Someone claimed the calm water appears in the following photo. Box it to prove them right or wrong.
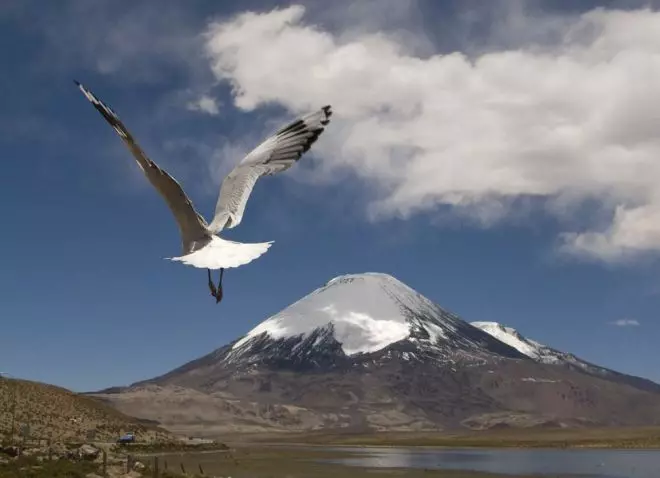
[324,447,660,478]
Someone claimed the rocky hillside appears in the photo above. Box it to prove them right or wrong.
[92,273,660,435]
[0,377,171,443]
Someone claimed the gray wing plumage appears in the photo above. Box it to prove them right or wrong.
[75,81,208,250]
[207,105,333,233]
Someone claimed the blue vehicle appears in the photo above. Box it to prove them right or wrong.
[117,432,135,444]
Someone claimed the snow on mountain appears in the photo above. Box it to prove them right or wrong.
[471,321,619,375]
[227,273,525,363]
[470,321,565,364]
[232,273,412,356]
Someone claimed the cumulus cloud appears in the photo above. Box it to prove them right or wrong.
[186,95,221,115]
[611,318,640,327]
[201,5,660,263]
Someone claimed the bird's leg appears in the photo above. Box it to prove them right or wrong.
[207,269,217,297]
[215,268,225,304]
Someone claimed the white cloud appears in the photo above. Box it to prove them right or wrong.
[186,95,221,115]
[201,5,660,263]
[560,204,660,262]
[611,319,640,327]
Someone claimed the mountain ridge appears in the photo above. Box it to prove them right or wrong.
[472,320,660,393]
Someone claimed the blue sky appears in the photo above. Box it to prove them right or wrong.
[2,0,660,392]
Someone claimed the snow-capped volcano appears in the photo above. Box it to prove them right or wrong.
[105,271,660,434]
[226,272,525,366]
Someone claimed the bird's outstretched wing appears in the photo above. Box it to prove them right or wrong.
[207,105,332,233]
[75,81,208,248]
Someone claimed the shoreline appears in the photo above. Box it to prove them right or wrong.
[218,426,660,450]
[231,441,660,450]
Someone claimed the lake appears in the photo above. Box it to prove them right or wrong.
[325,447,660,477]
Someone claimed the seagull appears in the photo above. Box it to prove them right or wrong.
[75,80,332,304]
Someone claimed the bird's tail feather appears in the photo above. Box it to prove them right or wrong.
[166,236,272,269]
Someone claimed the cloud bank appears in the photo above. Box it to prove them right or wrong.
[201,5,660,264]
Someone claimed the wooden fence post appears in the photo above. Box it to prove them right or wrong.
[198,463,204,475]
[102,450,107,477]
[153,456,159,477]
[180,462,186,474]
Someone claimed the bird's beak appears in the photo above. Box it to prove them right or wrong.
[215,295,222,304]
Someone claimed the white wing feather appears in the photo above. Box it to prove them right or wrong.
[208,106,332,233]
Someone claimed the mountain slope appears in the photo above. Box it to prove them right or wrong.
[0,377,171,442]
[472,321,660,393]
[93,272,660,434]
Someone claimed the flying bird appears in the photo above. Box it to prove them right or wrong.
[75,80,332,304]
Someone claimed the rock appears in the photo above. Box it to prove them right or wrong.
[0,446,19,457]
[78,444,101,461]
[86,473,105,478]
[65,449,79,460]
[132,460,145,471]
[50,442,67,456]
[0,455,9,465]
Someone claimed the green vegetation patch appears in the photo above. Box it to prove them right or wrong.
[0,456,99,478]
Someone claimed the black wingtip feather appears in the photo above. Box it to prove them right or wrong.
[255,104,332,166]
[321,105,332,125]
[73,80,128,140]
[277,118,304,137]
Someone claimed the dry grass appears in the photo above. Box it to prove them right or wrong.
[0,456,99,478]
[0,377,171,443]
[111,441,229,454]
[238,425,660,449]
